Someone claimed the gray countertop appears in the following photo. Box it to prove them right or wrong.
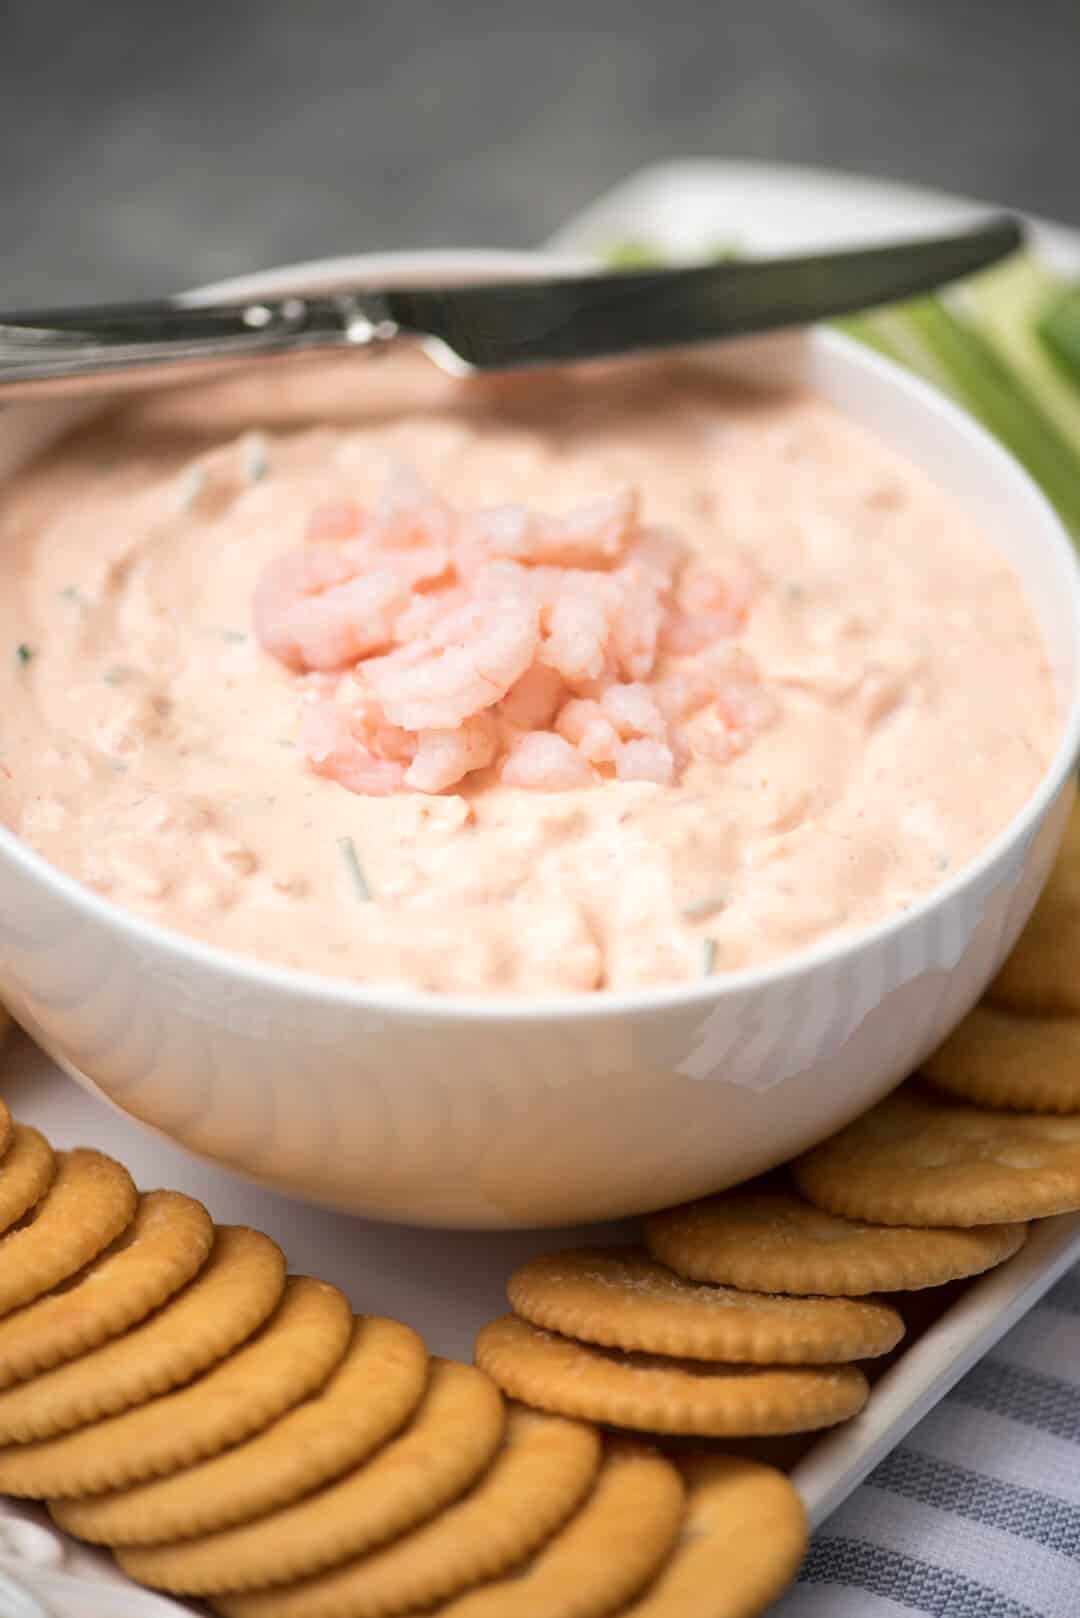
[3,0,1078,303]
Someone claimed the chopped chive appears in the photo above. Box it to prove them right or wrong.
[103,665,132,685]
[15,644,32,666]
[212,629,248,644]
[244,432,270,483]
[337,835,373,901]
[174,466,206,514]
[58,585,85,605]
[702,938,718,976]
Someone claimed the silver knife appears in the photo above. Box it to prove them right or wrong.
[0,215,1022,400]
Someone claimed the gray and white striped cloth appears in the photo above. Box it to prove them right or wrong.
[775,1265,1080,1617]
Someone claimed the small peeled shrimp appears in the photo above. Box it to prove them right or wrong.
[257,468,774,797]
[624,524,690,587]
[254,539,451,673]
[601,682,667,741]
[391,585,468,647]
[556,698,620,764]
[654,665,713,722]
[302,701,408,796]
[366,465,456,552]
[502,731,594,790]
[404,715,498,793]
[364,591,540,730]
[534,572,614,685]
[661,558,760,655]
[544,489,638,567]
[610,569,666,681]
[253,547,413,671]
[470,488,638,570]
[615,738,676,784]
[498,663,567,730]
[694,648,779,763]
[554,677,676,766]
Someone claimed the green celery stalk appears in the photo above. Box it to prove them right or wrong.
[1039,284,1080,391]
[904,297,1080,538]
[832,307,960,397]
[961,256,1080,457]
[832,312,909,366]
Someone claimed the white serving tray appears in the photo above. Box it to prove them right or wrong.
[5,159,1080,1615]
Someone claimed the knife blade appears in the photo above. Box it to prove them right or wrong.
[387,215,1024,368]
[0,215,1023,399]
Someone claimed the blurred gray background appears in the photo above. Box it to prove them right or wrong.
[3,0,1078,303]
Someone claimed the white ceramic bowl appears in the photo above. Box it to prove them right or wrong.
[1,250,1078,1228]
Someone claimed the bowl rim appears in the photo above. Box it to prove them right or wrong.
[2,247,1079,1025]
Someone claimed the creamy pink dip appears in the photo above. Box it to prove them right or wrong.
[0,353,1057,993]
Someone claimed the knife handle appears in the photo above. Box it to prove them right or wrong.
[0,291,400,400]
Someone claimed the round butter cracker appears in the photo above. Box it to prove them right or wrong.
[924,1005,1080,1114]
[793,1083,1080,1226]
[55,1315,429,1547]
[617,1452,808,1618]
[162,1404,597,1612]
[0,1275,350,1499]
[645,1183,1027,1295]
[990,798,1080,1015]
[0,1224,285,1444]
[0,1189,213,1390]
[427,1439,685,1618]
[509,1248,903,1362]
[0,1123,55,1238]
[114,1359,504,1597]
[475,1315,868,1437]
[0,1148,136,1317]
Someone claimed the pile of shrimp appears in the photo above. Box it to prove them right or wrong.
[252,471,776,795]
